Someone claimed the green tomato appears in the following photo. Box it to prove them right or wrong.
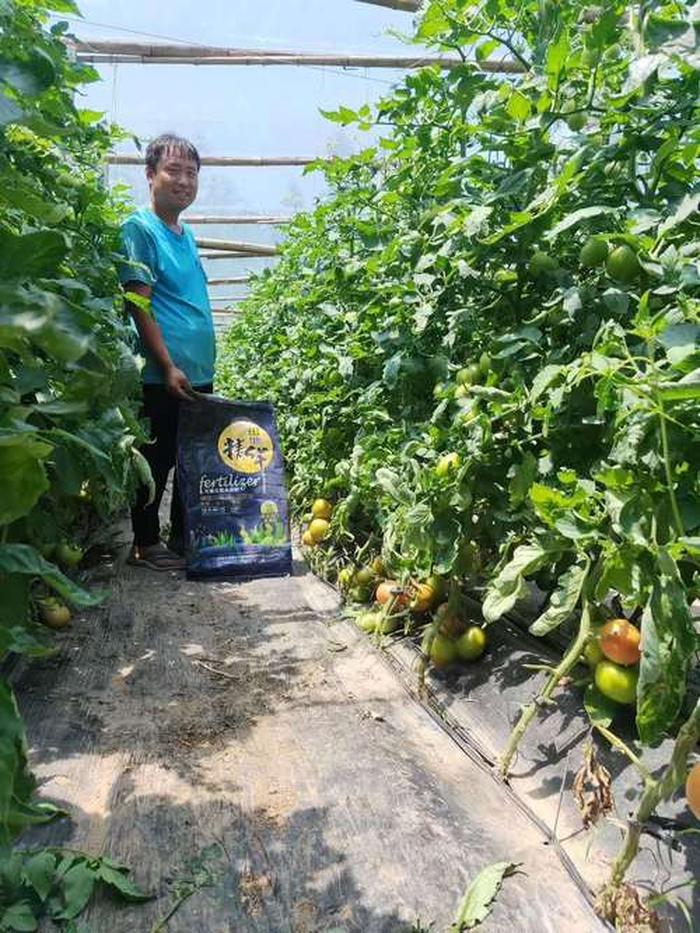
[566,112,587,132]
[494,269,518,285]
[583,638,604,668]
[56,543,83,568]
[354,566,375,587]
[38,599,71,629]
[428,633,457,670]
[455,626,487,662]
[456,363,481,387]
[337,567,355,590]
[349,584,372,604]
[478,352,491,378]
[435,452,461,478]
[377,614,403,635]
[606,245,640,284]
[356,610,382,633]
[528,250,558,278]
[579,236,609,268]
[595,660,638,706]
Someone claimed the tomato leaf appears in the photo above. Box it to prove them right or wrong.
[52,861,95,921]
[636,550,696,746]
[22,850,56,901]
[583,684,616,728]
[96,863,151,902]
[483,544,550,623]
[0,230,68,280]
[0,901,38,932]
[0,435,52,525]
[450,860,519,930]
[0,544,102,607]
[529,561,588,637]
[547,205,615,240]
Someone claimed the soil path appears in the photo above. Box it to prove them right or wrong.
[15,558,603,932]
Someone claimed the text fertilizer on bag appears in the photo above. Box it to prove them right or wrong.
[177,395,292,579]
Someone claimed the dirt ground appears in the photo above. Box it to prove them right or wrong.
[13,548,604,932]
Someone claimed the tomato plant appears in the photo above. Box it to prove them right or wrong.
[217,0,699,918]
[0,1,149,925]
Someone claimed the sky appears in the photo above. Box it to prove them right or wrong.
[61,1,428,304]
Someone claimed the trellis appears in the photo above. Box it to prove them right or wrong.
[90,36,521,298]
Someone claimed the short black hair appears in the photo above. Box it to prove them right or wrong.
[145,134,201,172]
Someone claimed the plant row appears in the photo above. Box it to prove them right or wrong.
[0,2,149,928]
[218,0,700,924]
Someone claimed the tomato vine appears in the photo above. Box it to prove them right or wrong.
[219,0,700,919]
[0,1,148,926]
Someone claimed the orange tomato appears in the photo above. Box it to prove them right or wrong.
[599,619,641,666]
[375,580,409,612]
[686,762,700,820]
[410,581,439,614]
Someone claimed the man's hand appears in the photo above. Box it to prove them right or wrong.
[165,365,194,400]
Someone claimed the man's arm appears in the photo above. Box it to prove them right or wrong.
[124,281,194,400]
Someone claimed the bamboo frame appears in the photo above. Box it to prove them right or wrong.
[199,251,264,259]
[195,237,277,255]
[207,276,251,285]
[356,0,421,10]
[108,155,315,167]
[184,215,291,224]
[69,41,524,73]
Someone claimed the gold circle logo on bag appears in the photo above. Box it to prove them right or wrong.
[218,421,274,474]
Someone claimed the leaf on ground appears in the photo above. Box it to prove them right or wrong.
[0,900,38,931]
[52,861,95,921]
[97,863,152,902]
[22,850,56,901]
[450,861,520,930]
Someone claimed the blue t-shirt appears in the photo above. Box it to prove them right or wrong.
[118,207,215,387]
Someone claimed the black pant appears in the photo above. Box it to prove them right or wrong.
[131,383,213,547]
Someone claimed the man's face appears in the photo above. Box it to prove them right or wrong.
[147,147,199,214]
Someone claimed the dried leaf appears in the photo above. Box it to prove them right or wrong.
[596,882,661,932]
[573,740,613,829]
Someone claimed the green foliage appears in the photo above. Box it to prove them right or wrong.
[0,0,145,620]
[0,0,146,922]
[450,860,519,930]
[0,849,150,931]
[218,0,699,753]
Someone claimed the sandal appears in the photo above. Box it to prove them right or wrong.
[127,543,186,571]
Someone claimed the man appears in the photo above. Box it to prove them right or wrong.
[119,134,215,570]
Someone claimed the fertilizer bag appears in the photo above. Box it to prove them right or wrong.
[177,394,292,580]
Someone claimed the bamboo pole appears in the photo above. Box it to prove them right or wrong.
[200,251,264,259]
[108,154,315,167]
[69,41,523,72]
[356,0,421,10]
[184,215,291,224]
[207,276,251,285]
[195,237,278,255]
[69,41,296,57]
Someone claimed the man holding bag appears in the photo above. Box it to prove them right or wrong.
[118,133,215,570]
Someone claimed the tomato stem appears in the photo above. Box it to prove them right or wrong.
[606,699,700,891]
[593,723,652,784]
[657,395,684,538]
[499,603,592,778]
